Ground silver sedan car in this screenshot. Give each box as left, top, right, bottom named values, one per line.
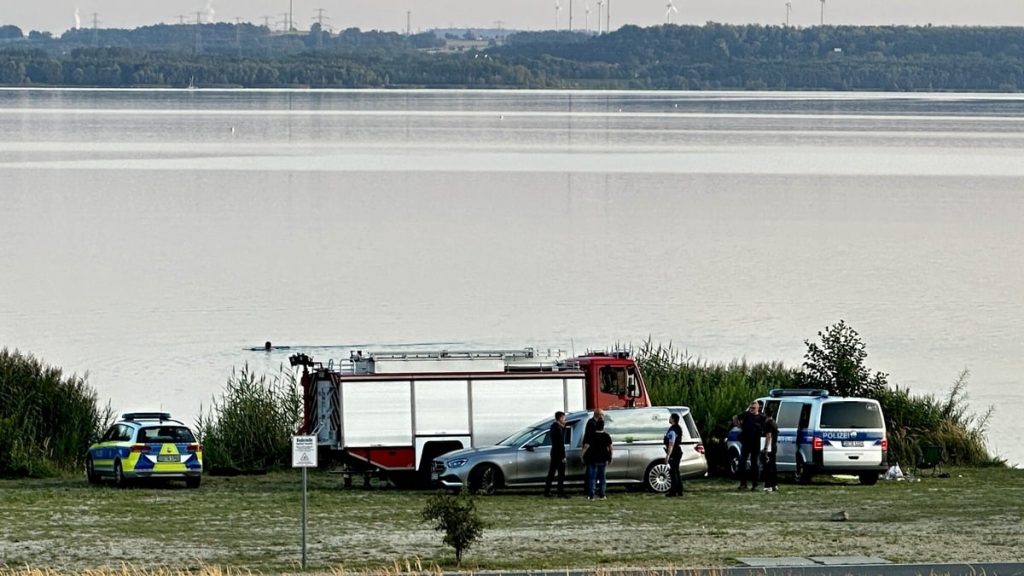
left=431, top=407, right=707, bottom=494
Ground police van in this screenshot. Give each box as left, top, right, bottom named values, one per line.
left=727, top=389, right=888, bottom=485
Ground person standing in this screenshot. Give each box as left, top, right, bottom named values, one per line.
left=583, top=408, right=605, bottom=448
left=762, top=411, right=779, bottom=492
left=544, top=411, right=569, bottom=498
left=582, top=419, right=613, bottom=500
left=663, top=412, right=685, bottom=497
left=733, top=400, right=766, bottom=491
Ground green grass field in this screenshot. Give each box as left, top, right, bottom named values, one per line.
left=2, top=468, right=1021, bottom=573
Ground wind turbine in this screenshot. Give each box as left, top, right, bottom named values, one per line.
left=596, top=0, right=604, bottom=33
left=665, top=0, right=678, bottom=24
left=819, top=0, right=825, bottom=26
left=585, top=2, right=592, bottom=33
left=785, top=1, right=792, bottom=26
left=555, top=0, right=562, bottom=30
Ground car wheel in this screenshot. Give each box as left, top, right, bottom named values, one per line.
left=85, top=457, right=101, bottom=485
left=645, top=460, right=672, bottom=493
left=859, top=472, right=879, bottom=486
left=468, top=464, right=501, bottom=495
left=794, top=456, right=812, bottom=485
left=113, top=460, right=129, bottom=488
left=186, top=475, right=201, bottom=489
left=728, top=449, right=742, bottom=479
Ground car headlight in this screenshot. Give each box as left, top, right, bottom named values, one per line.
left=446, top=458, right=468, bottom=469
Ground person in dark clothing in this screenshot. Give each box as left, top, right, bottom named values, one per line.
left=544, top=411, right=569, bottom=498
left=762, top=412, right=779, bottom=492
left=663, top=412, right=685, bottom=497
left=582, top=408, right=605, bottom=448
left=582, top=419, right=613, bottom=500
left=733, top=400, right=766, bottom=490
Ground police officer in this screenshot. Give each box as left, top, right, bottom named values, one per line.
left=733, top=400, right=766, bottom=491
left=663, top=412, right=685, bottom=497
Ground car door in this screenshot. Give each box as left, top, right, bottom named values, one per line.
left=91, top=425, right=123, bottom=473
left=563, top=420, right=586, bottom=483
left=515, top=429, right=554, bottom=484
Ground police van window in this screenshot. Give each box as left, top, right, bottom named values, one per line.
left=776, top=402, right=802, bottom=428
left=117, top=425, right=134, bottom=442
left=764, top=400, right=781, bottom=420
left=101, top=426, right=119, bottom=442
left=600, top=367, right=626, bottom=395
left=821, top=402, right=884, bottom=429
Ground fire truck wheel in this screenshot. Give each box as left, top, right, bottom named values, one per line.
left=469, top=464, right=501, bottom=495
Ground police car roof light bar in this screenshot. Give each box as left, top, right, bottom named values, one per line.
left=768, top=388, right=829, bottom=398
left=122, top=412, right=173, bottom=421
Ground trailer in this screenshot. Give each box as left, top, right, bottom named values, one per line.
left=291, top=348, right=650, bottom=486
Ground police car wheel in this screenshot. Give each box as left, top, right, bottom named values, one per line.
left=728, top=450, right=742, bottom=479
left=858, top=472, right=879, bottom=486
left=85, top=457, right=100, bottom=485
left=794, top=457, right=812, bottom=485
left=113, top=460, right=129, bottom=488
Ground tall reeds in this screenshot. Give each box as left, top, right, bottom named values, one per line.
left=635, top=339, right=799, bottom=470
left=195, top=365, right=302, bottom=473
left=0, top=348, right=113, bottom=477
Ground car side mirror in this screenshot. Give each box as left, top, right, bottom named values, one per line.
left=524, top=443, right=537, bottom=452
left=626, top=374, right=641, bottom=398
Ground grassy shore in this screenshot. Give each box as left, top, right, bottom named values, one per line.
left=2, top=468, right=1022, bottom=573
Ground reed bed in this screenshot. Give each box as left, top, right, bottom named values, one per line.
left=0, top=348, right=112, bottom=477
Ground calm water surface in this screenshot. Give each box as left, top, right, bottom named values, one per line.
left=1, top=88, right=1022, bottom=465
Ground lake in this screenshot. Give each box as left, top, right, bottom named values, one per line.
left=1, top=88, right=1021, bottom=466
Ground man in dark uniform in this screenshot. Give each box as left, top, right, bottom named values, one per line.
left=733, top=400, right=766, bottom=491
left=663, top=412, right=685, bottom=497
left=544, top=411, right=569, bottom=498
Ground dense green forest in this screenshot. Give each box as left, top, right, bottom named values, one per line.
left=1, top=22, right=1023, bottom=90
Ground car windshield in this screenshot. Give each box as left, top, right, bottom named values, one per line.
left=497, top=426, right=545, bottom=447
left=820, top=402, right=884, bottom=429
left=137, top=426, right=196, bottom=443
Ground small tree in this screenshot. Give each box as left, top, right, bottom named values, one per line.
left=802, top=320, right=888, bottom=398
left=421, top=490, right=485, bottom=565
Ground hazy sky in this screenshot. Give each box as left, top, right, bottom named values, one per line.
left=3, top=0, right=1024, bottom=34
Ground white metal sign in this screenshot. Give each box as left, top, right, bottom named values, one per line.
left=291, top=435, right=318, bottom=468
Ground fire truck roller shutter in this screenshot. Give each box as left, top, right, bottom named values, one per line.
left=342, top=380, right=413, bottom=447
left=470, top=377, right=586, bottom=446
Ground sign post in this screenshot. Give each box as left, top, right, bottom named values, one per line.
left=292, top=435, right=318, bottom=570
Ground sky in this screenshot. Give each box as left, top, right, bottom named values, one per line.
left=2, top=0, right=1023, bottom=35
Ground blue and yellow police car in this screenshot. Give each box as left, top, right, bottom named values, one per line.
left=86, top=412, right=203, bottom=488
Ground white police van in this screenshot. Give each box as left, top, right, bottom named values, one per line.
left=726, top=389, right=888, bottom=485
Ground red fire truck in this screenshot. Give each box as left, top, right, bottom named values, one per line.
left=291, top=348, right=650, bottom=486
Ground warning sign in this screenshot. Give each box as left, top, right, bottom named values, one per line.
left=291, top=435, right=318, bottom=468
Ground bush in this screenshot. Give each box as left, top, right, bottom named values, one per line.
left=0, top=348, right=112, bottom=477
left=421, top=490, right=486, bottom=565
left=196, top=365, right=302, bottom=473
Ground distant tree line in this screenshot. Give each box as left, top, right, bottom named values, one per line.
left=1, top=22, right=1023, bottom=90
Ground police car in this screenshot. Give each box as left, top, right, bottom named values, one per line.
left=85, top=412, right=203, bottom=488
left=726, top=389, right=888, bottom=485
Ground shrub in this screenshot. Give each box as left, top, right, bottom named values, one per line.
left=196, top=365, right=302, bottom=473
left=421, top=490, right=486, bottom=565
left=0, top=348, right=112, bottom=477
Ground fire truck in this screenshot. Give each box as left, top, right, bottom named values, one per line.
left=290, top=347, right=651, bottom=486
